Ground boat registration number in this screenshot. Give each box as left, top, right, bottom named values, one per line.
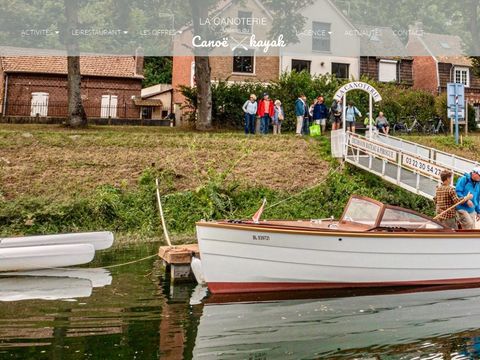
left=253, top=235, right=270, bottom=241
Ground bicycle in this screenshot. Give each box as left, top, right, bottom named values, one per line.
left=392, top=116, right=424, bottom=135
left=424, top=117, right=447, bottom=135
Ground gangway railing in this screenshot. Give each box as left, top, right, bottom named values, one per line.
left=374, top=133, right=480, bottom=177
left=339, top=131, right=480, bottom=200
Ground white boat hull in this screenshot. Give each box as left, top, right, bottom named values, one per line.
left=0, top=244, right=95, bottom=271
left=196, top=223, right=480, bottom=293
left=0, top=231, right=114, bottom=250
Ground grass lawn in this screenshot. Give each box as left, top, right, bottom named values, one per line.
left=0, top=124, right=329, bottom=202
left=0, top=124, right=438, bottom=242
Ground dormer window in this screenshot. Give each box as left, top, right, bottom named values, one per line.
left=454, top=67, right=470, bottom=87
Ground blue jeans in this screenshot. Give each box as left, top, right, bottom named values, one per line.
left=244, top=113, right=255, bottom=134
left=260, top=115, right=270, bottom=134
left=302, top=117, right=310, bottom=135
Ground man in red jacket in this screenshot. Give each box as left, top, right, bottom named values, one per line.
left=257, top=93, right=274, bottom=135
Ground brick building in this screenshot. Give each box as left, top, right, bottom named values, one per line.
left=357, top=25, right=413, bottom=86
left=406, top=25, right=480, bottom=123
left=0, top=51, right=144, bottom=119
left=171, top=0, right=279, bottom=122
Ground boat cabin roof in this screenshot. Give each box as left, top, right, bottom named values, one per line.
left=340, top=195, right=446, bottom=231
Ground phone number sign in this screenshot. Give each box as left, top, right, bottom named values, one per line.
left=402, top=154, right=445, bottom=177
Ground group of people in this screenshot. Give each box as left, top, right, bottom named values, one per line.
left=243, top=93, right=390, bottom=136
left=242, top=93, right=285, bottom=135
left=434, top=168, right=480, bottom=229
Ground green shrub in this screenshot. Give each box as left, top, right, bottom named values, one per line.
left=180, top=72, right=450, bottom=131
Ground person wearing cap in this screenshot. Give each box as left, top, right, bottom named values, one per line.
left=257, top=93, right=274, bottom=135
left=272, top=99, right=284, bottom=135
left=242, top=94, right=257, bottom=135
left=434, top=170, right=473, bottom=229
left=455, top=167, right=480, bottom=229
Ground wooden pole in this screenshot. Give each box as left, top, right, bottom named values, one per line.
left=156, top=178, right=172, bottom=246
left=433, top=196, right=469, bottom=221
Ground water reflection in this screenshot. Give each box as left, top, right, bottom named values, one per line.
left=0, top=268, right=112, bottom=301
left=4, top=245, right=480, bottom=359
left=193, top=286, right=480, bottom=359
left=0, top=245, right=168, bottom=359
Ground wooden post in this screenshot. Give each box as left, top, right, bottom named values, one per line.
left=158, top=244, right=199, bottom=283
left=466, top=100, right=469, bottom=135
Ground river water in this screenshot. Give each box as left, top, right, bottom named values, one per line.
left=2, top=244, right=480, bottom=359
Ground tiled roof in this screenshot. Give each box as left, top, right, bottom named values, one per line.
left=421, top=32, right=464, bottom=57
left=437, top=56, right=472, bottom=66
left=417, top=32, right=471, bottom=65
left=356, top=25, right=410, bottom=57
left=0, top=55, right=143, bottom=79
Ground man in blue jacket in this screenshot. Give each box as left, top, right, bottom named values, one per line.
left=295, top=94, right=307, bottom=136
left=312, top=96, right=329, bottom=134
left=455, top=167, right=480, bottom=229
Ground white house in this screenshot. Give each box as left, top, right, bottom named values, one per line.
left=279, top=0, right=361, bottom=79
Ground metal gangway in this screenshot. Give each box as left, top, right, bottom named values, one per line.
left=331, top=130, right=480, bottom=200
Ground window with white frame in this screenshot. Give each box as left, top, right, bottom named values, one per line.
left=378, top=60, right=398, bottom=82
left=454, top=67, right=470, bottom=87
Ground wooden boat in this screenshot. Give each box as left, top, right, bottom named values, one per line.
left=0, top=244, right=95, bottom=272
left=0, top=231, right=114, bottom=250
left=196, top=195, right=480, bottom=294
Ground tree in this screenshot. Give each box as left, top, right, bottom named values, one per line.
left=188, top=0, right=213, bottom=130
left=143, top=57, right=173, bottom=87
left=472, top=57, right=480, bottom=76
left=64, top=0, right=87, bottom=127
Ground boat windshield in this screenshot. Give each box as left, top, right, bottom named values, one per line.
left=380, top=207, right=444, bottom=229
left=342, top=197, right=382, bottom=226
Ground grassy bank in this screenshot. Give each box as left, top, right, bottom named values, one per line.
left=0, top=124, right=436, bottom=243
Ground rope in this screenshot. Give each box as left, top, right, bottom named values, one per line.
left=103, top=254, right=158, bottom=269
left=265, top=164, right=342, bottom=211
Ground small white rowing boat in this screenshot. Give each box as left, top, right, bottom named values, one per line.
left=0, top=243, right=95, bottom=271
left=0, top=231, right=114, bottom=250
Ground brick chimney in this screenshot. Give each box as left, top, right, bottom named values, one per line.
left=135, top=47, right=144, bottom=76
